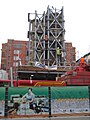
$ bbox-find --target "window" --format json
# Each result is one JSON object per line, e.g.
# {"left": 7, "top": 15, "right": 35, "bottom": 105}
{"left": 14, "top": 44, "right": 22, "bottom": 48}
{"left": 8, "top": 56, "right": 10, "bottom": 60}
{"left": 14, "top": 50, "right": 19, "bottom": 54}
{"left": 14, "top": 50, "right": 22, "bottom": 56}
{"left": 13, "top": 56, "right": 19, "bottom": 60}
{"left": 8, "top": 62, "right": 10, "bottom": 67}
{"left": 13, "top": 62, "right": 19, "bottom": 67}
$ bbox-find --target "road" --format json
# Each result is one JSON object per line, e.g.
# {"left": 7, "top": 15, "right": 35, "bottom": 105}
{"left": 0, "top": 116, "right": 90, "bottom": 120}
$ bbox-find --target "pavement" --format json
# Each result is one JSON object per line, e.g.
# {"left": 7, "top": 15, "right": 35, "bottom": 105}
{"left": 0, "top": 116, "right": 90, "bottom": 120}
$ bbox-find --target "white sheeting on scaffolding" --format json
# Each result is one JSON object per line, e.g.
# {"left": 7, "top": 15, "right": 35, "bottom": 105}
{"left": 34, "top": 62, "right": 57, "bottom": 70}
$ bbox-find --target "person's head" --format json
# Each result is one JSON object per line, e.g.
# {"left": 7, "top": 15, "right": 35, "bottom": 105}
{"left": 28, "top": 88, "right": 32, "bottom": 94}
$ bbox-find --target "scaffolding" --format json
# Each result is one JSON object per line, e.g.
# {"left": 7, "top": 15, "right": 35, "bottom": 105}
{"left": 28, "top": 6, "right": 66, "bottom": 66}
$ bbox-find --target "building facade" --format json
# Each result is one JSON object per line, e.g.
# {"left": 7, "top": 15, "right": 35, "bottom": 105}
{"left": 65, "top": 42, "right": 76, "bottom": 65}
{"left": 1, "top": 39, "right": 28, "bottom": 79}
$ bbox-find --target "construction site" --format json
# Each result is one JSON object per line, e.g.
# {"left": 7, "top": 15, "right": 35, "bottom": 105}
{"left": 17, "top": 5, "right": 75, "bottom": 83}
{"left": 0, "top": 6, "right": 90, "bottom": 119}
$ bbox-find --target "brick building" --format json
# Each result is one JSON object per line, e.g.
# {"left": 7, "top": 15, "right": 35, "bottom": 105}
{"left": 1, "top": 39, "right": 28, "bottom": 79}
{"left": 65, "top": 42, "right": 76, "bottom": 65}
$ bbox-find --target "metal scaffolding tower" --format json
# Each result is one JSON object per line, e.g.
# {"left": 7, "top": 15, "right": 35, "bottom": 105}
{"left": 28, "top": 6, "right": 66, "bottom": 66}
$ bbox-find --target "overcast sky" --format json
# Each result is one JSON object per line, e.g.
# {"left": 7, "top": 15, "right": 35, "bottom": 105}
{"left": 0, "top": 0, "right": 90, "bottom": 62}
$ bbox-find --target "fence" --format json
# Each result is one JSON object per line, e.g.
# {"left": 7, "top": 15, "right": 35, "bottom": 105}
{"left": 0, "top": 86, "right": 89, "bottom": 118}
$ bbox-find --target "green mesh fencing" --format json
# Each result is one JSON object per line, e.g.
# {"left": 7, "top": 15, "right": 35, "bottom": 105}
{"left": 51, "top": 86, "right": 89, "bottom": 99}
{"left": 0, "top": 87, "right": 5, "bottom": 100}
{"left": 0, "top": 86, "right": 89, "bottom": 100}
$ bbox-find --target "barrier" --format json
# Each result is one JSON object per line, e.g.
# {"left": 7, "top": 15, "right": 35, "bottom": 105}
{"left": 0, "top": 86, "right": 89, "bottom": 118}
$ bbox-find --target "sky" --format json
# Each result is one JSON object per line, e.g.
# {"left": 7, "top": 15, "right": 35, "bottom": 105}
{"left": 0, "top": 0, "right": 90, "bottom": 62}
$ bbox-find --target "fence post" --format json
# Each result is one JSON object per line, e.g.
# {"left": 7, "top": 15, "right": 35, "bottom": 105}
{"left": 4, "top": 86, "right": 8, "bottom": 118}
{"left": 48, "top": 86, "right": 51, "bottom": 117}
{"left": 88, "top": 86, "right": 90, "bottom": 111}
